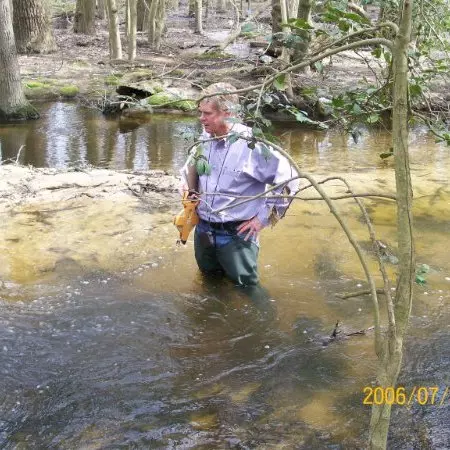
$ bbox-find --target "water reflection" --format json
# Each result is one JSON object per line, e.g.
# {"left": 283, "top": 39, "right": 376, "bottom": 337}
{"left": 0, "top": 103, "right": 199, "bottom": 171}
{"left": 1, "top": 102, "right": 449, "bottom": 178}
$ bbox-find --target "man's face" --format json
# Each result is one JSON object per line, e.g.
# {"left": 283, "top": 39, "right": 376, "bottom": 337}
{"left": 198, "top": 101, "right": 230, "bottom": 137}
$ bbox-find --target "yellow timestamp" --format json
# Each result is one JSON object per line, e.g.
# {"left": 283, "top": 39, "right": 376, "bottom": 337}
{"left": 363, "top": 386, "right": 449, "bottom": 406}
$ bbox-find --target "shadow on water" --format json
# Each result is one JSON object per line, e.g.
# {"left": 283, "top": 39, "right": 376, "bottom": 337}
{"left": 1, "top": 103, "right": 449, "bottom": 448}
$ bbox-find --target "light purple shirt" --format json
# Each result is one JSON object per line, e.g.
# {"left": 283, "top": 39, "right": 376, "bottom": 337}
{"left": 182, "top": 123, "right": 299, "bottom": 226}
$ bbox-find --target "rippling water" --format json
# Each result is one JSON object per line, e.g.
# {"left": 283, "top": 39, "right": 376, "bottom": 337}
{"left": 0, "top": 103, "right": 449, "bottom": 448}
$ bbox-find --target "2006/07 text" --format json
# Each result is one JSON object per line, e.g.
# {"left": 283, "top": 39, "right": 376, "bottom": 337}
{"left": 363, "top": 386, "right": 448, "bottom": 406}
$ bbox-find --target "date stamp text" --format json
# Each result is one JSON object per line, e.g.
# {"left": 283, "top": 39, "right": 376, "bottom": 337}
{"left": 363, "top": 386, "right": 449, "bottom": 406}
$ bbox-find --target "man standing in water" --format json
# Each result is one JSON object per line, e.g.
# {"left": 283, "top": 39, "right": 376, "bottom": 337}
{"left": 182, "top": 83, "right": 299, "bottom": 286}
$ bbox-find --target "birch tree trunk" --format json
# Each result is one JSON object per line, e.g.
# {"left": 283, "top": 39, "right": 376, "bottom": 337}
{"left": 148, "top": 0, "right": 166, "bottom": 49}
{"left": 0, "top": 0, "right": 38, "bottom": 120}
{"left": 12, "top": 0, "right": 57, "bottom": 54}
{"left": 368, "top": 1, "right": 415, "bottom": 448}
{"left": 194, "top": 0, "right": 203, "bottom": 34}
{"left": 74, "top": 0, "right": 96, "bottom": 34}
{"left": 128, "top": 0, "right": 137, "bottom": 60}
{"left": 106, "top": 0, "right": 122, "bottom": 59}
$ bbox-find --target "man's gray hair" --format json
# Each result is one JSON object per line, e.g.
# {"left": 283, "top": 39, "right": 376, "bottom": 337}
{"left": 201, "top": 83, "right": 240, "bottom": 113}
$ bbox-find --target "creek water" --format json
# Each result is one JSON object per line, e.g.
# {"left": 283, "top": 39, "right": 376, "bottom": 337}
{"left": 0, "top": 103, "right": 449, "bottom": 448}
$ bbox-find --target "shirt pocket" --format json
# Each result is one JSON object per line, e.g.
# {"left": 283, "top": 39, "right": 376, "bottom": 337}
{"left": 221, "top": 166, "right": 245, "bottom": 193}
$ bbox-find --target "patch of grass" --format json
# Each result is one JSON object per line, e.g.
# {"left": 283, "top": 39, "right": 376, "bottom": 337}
{"left": 239, "top": 31, "right": 260, "bottom": 38}
{"left": 168, "top": 69, "right": 185, "bottom": 77}
{"left": 121, "top": 70, "right": 154, "bottom": 83}
{"left": 147, "top": 92, "right": 196, "bottom": 111}
{"left": 105, "top": 74, "right": 123, "bottom": 86}
{"left": 24, "top": 80, "right": 50, "bottom": 89}
{"left": 71, "top": 59, "right": 90, "bottom": 67}
{"left": 194, "top": 51, "right": 233, "bottom": 60}
{"left": 59, "top": 85, "right": 79, "bottom": 97}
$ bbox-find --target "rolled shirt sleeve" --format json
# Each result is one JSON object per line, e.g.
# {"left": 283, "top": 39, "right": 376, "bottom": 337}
{"left": 243, "top": 142, "right": 299, "bottom": 226}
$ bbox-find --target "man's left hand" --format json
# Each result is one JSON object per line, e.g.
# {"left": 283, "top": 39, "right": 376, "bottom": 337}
{"left": 237, "top": 217, "right": 264, "bottom": 241}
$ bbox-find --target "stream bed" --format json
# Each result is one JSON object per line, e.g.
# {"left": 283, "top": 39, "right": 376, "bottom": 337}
{"left": 0, "top": 103, "right": 449, "bottom": 448}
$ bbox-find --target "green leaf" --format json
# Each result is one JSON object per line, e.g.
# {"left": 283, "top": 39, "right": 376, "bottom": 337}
{"left": 367, "top": 114, "right": 380, "bottom": 124}
{"left": 331, "top": 96, "right": 346, "bottom": 108}
{"left": 260, "top": 143, "right": 272, "bottom": 160}
{"left": 372, "top": 47, "right": 382, "bottom": 59}
{"left": 314, "top": 61, "right": 324, "bottom": 73}
{"left": 273, "top": 74, "right": 286, "bottom": 91}
{"left": 352, "top": 103, "right": 362, "bottom": 115}
{"left": 227, "top": 132, "right": 240, "bottom": 145}
{"left": 252, "top": 126, "right": 265, "bottom": 137}
{"left": 196, "top": 158, "right": 207, "bottom": 176}
{"left": 415, "top": 275, "right": 426, "bottom": 285}
{"left": 409, "top": 83, "right": 423, "bottom": 97}
{"left": 287, "top": 18, "right": 314, "bottom": 30}
{"left": 417, "top": 263, "right": 430, "bottom": 274}
{"left": 337, "top": 19, "right": 350, "bottom": 32}
{"left": 343, "top": 11, "right": 370, "bottom": 24}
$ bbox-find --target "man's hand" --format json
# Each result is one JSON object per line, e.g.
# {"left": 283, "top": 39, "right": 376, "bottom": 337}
{"left": 237, "top": 216, "right": 264, "bottom": 241}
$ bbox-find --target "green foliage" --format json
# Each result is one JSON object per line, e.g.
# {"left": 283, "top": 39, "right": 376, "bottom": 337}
{"left": 105, "top": 74, "right": 123, "bottom": 86}
{"left": 189, "top": 145, "right": 211, "bottom": 176}
{"left": 147, "top": 92, "right": 196, "bottom": 111}
{"left": 59, "top": 85, "right": 79, "bottom": 97}
{"left": 415, "top": 263, "right": 430, "bottom": 285}
{"left": 273, "top": 74, "right": 286, "bottom": 91}
{"left": 24, "top": 81, "right": 50, "bottom": 89}
{"left": 195, "top": 157, "right": 211, "bottom": 176}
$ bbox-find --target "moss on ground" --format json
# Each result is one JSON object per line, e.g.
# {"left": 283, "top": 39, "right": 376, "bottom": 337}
{"left": 194, "top": 51, "right": 233, "bottom": 60}
{"left": 105, "top": 73, "right": 124, "bottom": 86}
{"left": 0, "top": 103, "right": 40, "bottom": 121}
{"left": 147, "top": 92, "right": 196, "bottom": 111}
{"left": 59, "top": 85, "right": 80, "bottom": 97}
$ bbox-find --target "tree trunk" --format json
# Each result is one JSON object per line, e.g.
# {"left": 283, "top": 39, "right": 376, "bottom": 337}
{"left": 293, "top": 0, "right": 313, "bottom": 64}
{"left": 269, "top": 0, "right": 281, "bottom": 55}
{"left": 148, "top": 0, "right": 162, "bottom": 47}
{"left": 0, "top": 0, "right": 39, "bottom": 120}
{"left": 217, "top": 0, "right": 226, "bottom": 13}
{"left": 188, "top": 0, "right": 195, "bottom": 17}
{"left": 106, "top": 0, "right": 122, "bottom": 59}
{"left": 128, "top": 0, "right": 137, "bottom": 60}
{"left": 97, "top": 0, "right": 105, "bottom": 19}
{"left": 136, "top": 0, "right": 146, "bottom": 31}
{"left": 74, "top": 0, "right": 96, "bottom": 34}
{"left": 154, "top": 0, "right": 165, "bottom": 49}
{"left": 12, "top": 0, "right": 56, "bottom": 54}
{"left": 194, "top": 0, "right": 203, "bottom": 34}
{"left": 368, "top": 1, "right": 414, "bottom": 448}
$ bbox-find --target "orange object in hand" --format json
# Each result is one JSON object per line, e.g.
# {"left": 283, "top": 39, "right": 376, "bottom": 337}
{"left": 173, "top": 192, "right": 199, "bottom": 244}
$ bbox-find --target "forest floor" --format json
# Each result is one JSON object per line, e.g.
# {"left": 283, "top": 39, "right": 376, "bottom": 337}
{"left": 16, "top": 2, "right": 450, "bottom": 114}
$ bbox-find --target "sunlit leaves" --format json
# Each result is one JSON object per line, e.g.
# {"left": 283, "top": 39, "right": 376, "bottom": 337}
{"left": 273, "top": 74, "right": 286, "bottom": 91}
{"left": 195, "top": 156, "right": 211, "bottom": 176}
{"left": 415, "top": 264, "right": 430, "bottom": 285}
{"left": 227, "top": 132, "right": 240, "bottom": 145}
